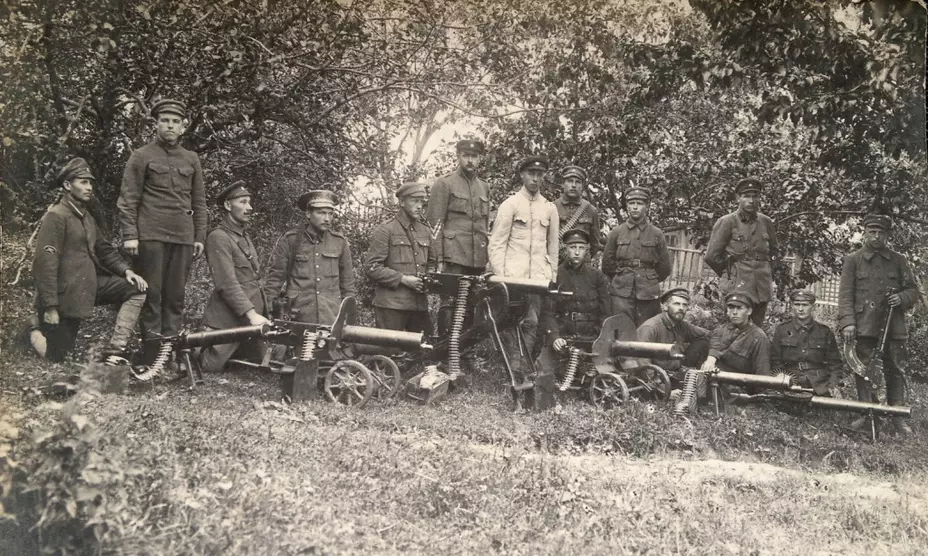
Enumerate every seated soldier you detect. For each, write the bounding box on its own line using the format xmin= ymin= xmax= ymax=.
xmin=535 ymin=229 xmax=611 ymax=383
xmin=700 ymin=290 xmax=771 ymax=383
xmin=636 ymin=287 xmax=709 ymax=386
xmin=771 ymin=289 xmax=842 ymax=397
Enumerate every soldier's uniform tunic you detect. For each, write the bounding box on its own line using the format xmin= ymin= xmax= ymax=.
xmin=771 ymin=317 xmax=841 ymax=395
xmin=553 ymin=196 xmax=602 ymax=261
xmin=425 ymin=166 xmax=490 ymax=274
xmin=709 ymin=322 xmax=771 ymax=376
xmin=601 ymin=218 xmax=671 ymax=327
xmin=637 ymin=312 xmax=709 ymax=380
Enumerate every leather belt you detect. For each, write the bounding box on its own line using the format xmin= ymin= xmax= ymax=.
xmin=563 ymin=312 xmax=596 ymax=322
xmin=789 ymin=362 xmax=821 ymax=372
xmin=616 ymin=259 xmax=655 ymax=269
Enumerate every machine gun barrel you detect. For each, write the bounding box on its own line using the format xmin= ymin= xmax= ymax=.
xmin=484 ymin=275 xmax=570 ymax=295
xmin=179 ymin=323 xmax=274 ymax=349
xmin=611 ymin=341 xmax=683 ymax=359
xmin=728 ymin=392 xmax=911 ymax=418
xmin=712 ymin=370 xmax=794 ymax=390
xmin=341 ymin=325 xmax=430 ymax=350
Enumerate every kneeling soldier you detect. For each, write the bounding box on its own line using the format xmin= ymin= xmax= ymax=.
xmin=701 ymin=290 xmax=771 ymax=381
xmin=29 ymin=158 xmax=148 ymax=362
xmin=365 ymin=182 xmax=433 ymax=335
xmin=771 ymin=289 xmax=841 ymax=397
xmin=199 ymin=181 xmax=269 ymax=372
xmin=636 ymin=287 xmax=709 ymax=385
xmin=535 ymin=229 xmax=611 ymax=383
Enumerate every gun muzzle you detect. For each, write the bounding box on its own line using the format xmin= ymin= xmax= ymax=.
xmin=341 ymin=325 xmax=429 ymax=351
xmin=179 ymin=323 xmax=273 ymax=348
xmin=611 ymin=341 xmax=683 ymax=359
xmin=807 ymin=396 xmax=911 ymax=417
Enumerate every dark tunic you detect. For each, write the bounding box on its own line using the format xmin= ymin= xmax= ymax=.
xmin=704 ymin=209 xmax=779 ymax=302
xmin=837 ymin=246 xmax=920 ymax=340
xmin=553 ymin=196 xmax=603 ymax=257
xmin=709 ymin=322 xmax=771 ymax=375
xmin=425 ymin=167 xmax=490 ymax=269
xmin=202 ymin=216 xmax=267 ymax=329
xmin=601 ymin=218 xmax=671 ymax=300
xmin=539 ymin=262 xmax=611 ymax=342
xmin=637 ymin=312 xmax=709 ymax=373
xmin=365 ymin=210 xmax=433 ymax=311
xmin=771 ymin=317 xmax=841 ymax=394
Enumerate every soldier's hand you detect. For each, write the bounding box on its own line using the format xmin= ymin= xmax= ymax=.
xmin=888 ymin=293 xmax=902 ymax=308
xmin=123 ymin=239 xmax=139 ymax=256
xmin=246 ymin=310 xmax=270 ymax=326
xmin=125 ymin=270 xmax=148 ymax=292
xmin=437 ymin=262 xmax=445 ymax=273
xmin=401 ymin=275 xmax=425 ymax=293
xmin=700 ymin=356 xmax=717 ymax=372
xmin=44 ymin=307 xmax=59 ymax=326
xmin=193 ymin=242 xmax=205 ymax=259
xmin=842 ymin=325 xmax=856 ymax=343
xmin=553 ymin=338 xmax=567 ymax=352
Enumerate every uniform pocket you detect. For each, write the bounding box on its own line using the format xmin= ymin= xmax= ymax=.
xmin=146 ymin=163 xmax=171 ymax=189
xmin=477 ymin=195 xmax=489 ymax=218
xmin=176 ymin=165 xmax=195 ymax=192
xmin=449 ymin=191 xmax=470 ymax=214
xmin=511 ymin=215 xmax=529 ymax=240
xmin=321 ymin=251 xmax=341 ymax=276
xmin=390 ymin=234 xmax=414 ymax=264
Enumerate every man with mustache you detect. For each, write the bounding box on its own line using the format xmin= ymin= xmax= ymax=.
xmin=636 ymin=287 xmax=709 ymax=385
xmin=199 ymin=181 xmax=269 ymax=372
xmin=365 ymin=182 xmax=433 ymax=334
xmin=553 ymin=165 xmax=602 ymax=264
xmin=27 ymin=158 xmax=148 ymax=362
xmin=117 ymin=99 xmax=207 ymax=364
xmin=705 ymin=178 xmax=779 ymax=326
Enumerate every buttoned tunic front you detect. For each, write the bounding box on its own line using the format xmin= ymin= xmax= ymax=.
xmin=771 ymin=317 xmax=841 ymax=394
xmin=488 ymin=188 xmax=559 ymax=280
xmin=202 ymin=216 xmax=267 ymax=329
xmin=705 ymin=209 xmax=779 ymax=302
xmin=425 ymin=167 xmax=491 ymax=269
xmin=365 ymin=211 xmax=433 ymax=311
xmin=601 ymin=218 xmax=671 ymax=300
xmin=837 ymin=246 xmax=920 ymax=340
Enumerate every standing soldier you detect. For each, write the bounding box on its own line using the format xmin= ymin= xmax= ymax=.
xmin=425 ymin=139 xmax=490 ymax=373
xmin=117 ymin=99 xmax=207 ymax=364
xmin=700 ymin=290 xmax=771 ymax=379
xmin=771 ymin=289 xmax=842 ymax=397
xmin=553 ymin=165 xmax=602 ymax=263
xmin=705 ymin=178 xmax=779 ymax=326
xmin=601 ymin=187 xmax=671 ymax=327
xmin=364 ymin=182 xmax=433 ymax=334
xmin=636 ymin=287 xmax=710 ymax=385
xmin=838 ymin=213 xmax=920 ymax=434
xmin=199 ymin=181 xmax=269 ymax=372
xmin=264 ymin=190 xmax=356 ymax=325
xmin=27 ymin=158 xmax=148 ymax=362
xmin=489 ymin=156 xmax=559 ymax=386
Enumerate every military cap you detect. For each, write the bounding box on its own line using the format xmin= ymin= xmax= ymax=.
xmin=734 ymin=178 xmax=762 ymax=196
xmin=660 ymin=287 xmax=690 ymax=303
xmin=790 ymin=289 xmax=816 ymax=303
xmin=624 ymin=186 xmax=651 ymax=203
xmin=216 ymin=180 xmax=251 ymax=208
xmin=455 ymin=139 xmax=485 ymax=154
xmin=151 ymin=98 xmax=187 ymax=118
xmin=560 ymin=165 xmax=587 ymax=181
xmin=562 ymin=228 xmax=590 ymax=245
xmin=56 ymin=157 xmax=95 ymax=186
xmin=862 ymin=213 xmax=893 ymax=231
xmin=395 ymin=182 xmax=428 ymax=199
xmin=517 ymin=155 xmax=549 ymax=173
xmin=724 ymin=290 xmax=756 ymax=309
xmin=298 ymin=189 xmax=339 ymax=211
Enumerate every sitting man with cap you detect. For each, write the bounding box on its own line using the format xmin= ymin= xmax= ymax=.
xmin=705 ymin=177 xmax=780 ymax=326
xmin=771 ymin=289 xmax=842 ymax=397
xmin=265 ymin=190 xmax=356 ymax=325
xmin=27 ymin=158 xmax=148 ymax=362
xmin=554 ymin=165 xmax=602 ymax=264
xmin=700 ymin=290 xmax=771 ymax=383
xmin=535 ymin=228 xmax=611 ymax=384
xmin=117 ymin=98 xmax=207 ymax=364
xmin=489 ymin=155 xmax=559 ymax=387
xmin=636 ymin=287 xmax=709 ymax=386
xmin=601 ymin=186 xmax=671 ymax=327
xmin=364 ymin=182 xmax=434 ymax=335
xmin=199 ymin=181 xmax=269 ymax=372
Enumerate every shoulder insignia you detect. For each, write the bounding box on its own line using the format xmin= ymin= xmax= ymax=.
xmin=329 ymin=230 xmax=345 ymax=238
xmin=43 ymin=245 xmax=57 ymax=254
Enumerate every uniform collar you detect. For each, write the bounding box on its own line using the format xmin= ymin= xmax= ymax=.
xmin=624 ymin=217 xmax=648 ymax=230
xmin=660 ymin=312 xmax=679 ymax=331
xmin=155 ymin=137 xmax=180 ymax=151
xmin=456 ymin=166 xmax=478 ymax=182
xmin=562 ymin=261 xmax=586 ymax=273
xmin=396 ymin=210 xmax=416 ymax=229
xmin=518 ymin=187 xmax=542 ymax=201
xmin=559 ymin=194 xmax=582 ymax=206
xmin=303 ymin=225 xmax=324 ymax=243
xmin=63 ymin=198 xmax=85 ymax=219
xmin=863 ymin=246 xmax=891 ymax=260
xmin=736 ymin=208 xmax=757 ymax=222
xmin=220 ymin=214 xmax=246 ymax=236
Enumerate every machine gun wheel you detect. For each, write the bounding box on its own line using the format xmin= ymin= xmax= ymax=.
xmin=625 ymin=364 xmax=672 ymax=402
xmin=589 ymin=372 xmax=629 ymax=410
xmin=324 ymin=360 xmax=375 ymax=408
xmin=364 ymin=354 xmax=402 ymax=399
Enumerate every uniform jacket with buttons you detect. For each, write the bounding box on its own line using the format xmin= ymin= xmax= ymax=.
xmin=601 ymin=218 xmax=671 ymax=300
xmin=837 ymin=246 xmax=921 ymax=340
xmin=202 ymin=216 xmax=267 ymax=329
xmin=710 ymin=322 xmax=771 ymax=375
xmin=365 ymin=210 xmax=433 ymax=311
xmin=488 ymin=187 xmax=559 ymax=281
xmin=425 ymin=167 xmax=490 ymax=268
xmin=264 ymin=226 xmax=356 ymax=325
xmin=771 ymin=317 xmax=841 ymax=392
xmin=705 ymin=210 xmax=779 ymax=302
xmin=33 ymin=199 xmax=131 ymax=318
xmin=637 ymin=312 xmax=709 ymax=372
xmin=539 ymin=261 xmax=611 ymax=342
xmin=554 ymin=196 xmax=603 ymax=256
xmin=117 ymin=138 xmax=207 ymax=245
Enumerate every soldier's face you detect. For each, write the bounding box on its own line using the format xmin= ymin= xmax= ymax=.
xmin=726 ymin=302 xmax=752 ymax=326
xmin=864 ymin=225 xmax=887 ymax=250
xmin=226 ymin=196 xmax=253 ymax=225
xmin=626 ymin=199 xmax=647 ymax=220
xmin=737 ymin=192 xmax=759 ymax=213
xmin=791 ymin=300 xmax=814 ymax=321
xmin=521 ymin=168 xmax=545 ymax=193
xmin=565 ymin=242 xmax=589 ymax=266
xmin=401 ymin=195 xmax=426 ymax=220
xmin=156 ymin=113 xmax=185 ymax=144
xmin=562 ymin=176 xmax=584 ymax=200
xmin=663 ymin=295 xmax=689 ymax=323
xmin=457 ymin=151 xmax=481 ymax=174
xmin=306 ymin=207 xmax=334 ymax=232
xmin=64 ymin=178 xmax=94 ymax=203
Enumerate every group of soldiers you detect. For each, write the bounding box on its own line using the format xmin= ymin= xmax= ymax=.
xmin=24 ymin=100 xmax=921 ymax=433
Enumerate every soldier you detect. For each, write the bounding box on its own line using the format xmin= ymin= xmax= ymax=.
xmin=488 ymin=155 xmax=559 ymax=385
xmin=700 ymin=290 xmax=771 ymax=379
xmin=117 ymin=99 xmax=207 ymax=363
xmin=364 ymin=182 xmax=433 ymax=334
xmin=27 ymin=158 xmax=148 ymax=362
xmin=553 ymin=165 xmax=602 ymax=263
xmin=425 ymin=139 xmax=490 ymax=372
xmin=601 ymin=187 xmax=671 ymax=327
xmin=199 ymin=181 xmax=269 ymax=372
xmin=636 ymin=287 xmax=710 ymax=385
xmin=705 ymin=177 xmax=779 ymax=326
xmin=771 ymin=289 xmax=842 ymax=397
xmin=264 ymin=190 xmax=356 ymax=325
xmin=535 ymin=229 xmax=610 ymax=382
xmin=837 ymin=213 xmax=920 ymax=434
